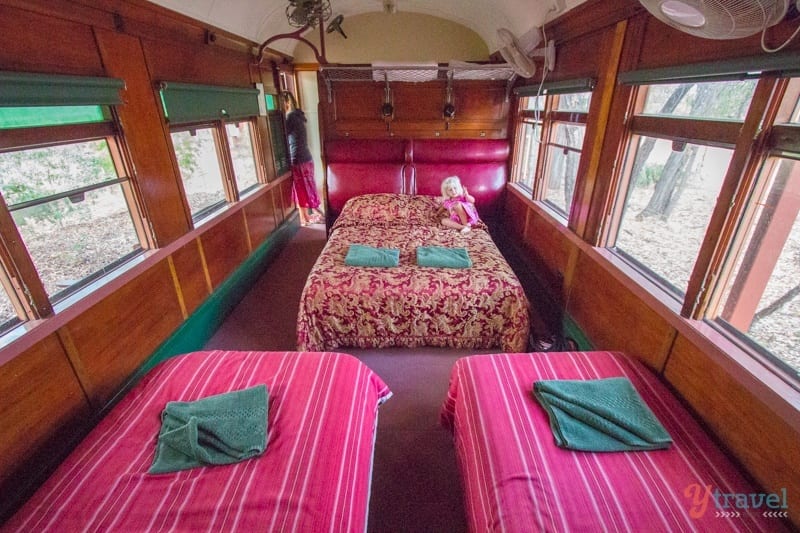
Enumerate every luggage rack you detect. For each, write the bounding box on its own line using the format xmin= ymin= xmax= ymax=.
xmin=318 ymin=62 xmax=519 ymax=101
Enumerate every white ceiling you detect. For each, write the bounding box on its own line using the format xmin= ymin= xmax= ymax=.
xmin=146 ymin=0 xmax=587 ymax=56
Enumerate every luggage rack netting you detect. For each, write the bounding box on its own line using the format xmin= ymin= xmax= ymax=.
xmin=318 ymin=64 xmax=518 ymax=101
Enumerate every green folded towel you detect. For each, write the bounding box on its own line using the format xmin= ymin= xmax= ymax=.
xmin=416 ymin=246 xmax=472 ymax=268
xmin=150 ymin=384 xmax=268 ymax=474
xmin=345 ymin=244 xmax=400 ymax=267
xmin=533 ymin=377 xmax=672 ymax=452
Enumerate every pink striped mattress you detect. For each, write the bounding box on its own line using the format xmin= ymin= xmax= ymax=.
xmin=441 ymin=351 xmax=788 ymax=532
xmin=4 ymin=350 xmax=391 ymax=532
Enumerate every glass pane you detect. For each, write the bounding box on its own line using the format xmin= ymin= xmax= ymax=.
xmin=0 ymin=282 xmax=20 ymax=329
xmin=514 ymin=122 xmax=540 ymax=190
xmin=0 ymin=140 xmax=141 ymax=301
xmin=0 ymin=140 xmax=117 ymax=205
xmin=0 ymin=105 xmax=108 ymax=129
xmin=551 ymin=122 xmax=584 ymax=149
xmin=171 ymin=127 xmax=226 ymax=218
xmin=641 ymin=80 xmax=757 ymax=121
xmin=226 ymin=122 xmax=259 ymax=194
xmin=718 ymin=158 xmax=800 ymax=376
xmin=556 ymin=92 xmax=591 ymax=113
xmin=613 ymin=137 xmax=732 ymax=294
xmin=543 ymin=143 xmax=581 ymax=216
xmin=522 ymin=95 xmax=544 ymax=111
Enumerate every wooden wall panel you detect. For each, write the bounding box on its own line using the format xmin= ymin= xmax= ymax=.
xmin=0 ymin=334 xmax=91 ymax=519
xmin=543 ymin=27 xmax=610 ymax=82
xmin=245 ymin=190 xmax=279 ymax=249
xmin=504 ymin=191 xmax=529 ymax=242
xmin=170 ymin=239 xmax=211 ymax=316
xmin=95 ymin=28 xmax=192 ymax=246
xmin=525 ymin=209 xmax=573 ymax=283
xmin=324 ymin=80 xmax=509 ymax=139
xmin=200 ymin=212 xmax=251 ymax=288
xmin=0 ymin=5 xmax=105 ymax=76
xmin=142 ymin=36 xmax=254 ymax=87
xmin=664 ymin=335 xmax=800 ymax=525
xmin=280 ymin=178 xmax=295 ymax=221
xmin=566 ymin=251 xmax=673 ymax=371
xmin=636 ymin=14 xmax=800 ymax=70
xmin=64 ymin=260 xmax=184 ymax=405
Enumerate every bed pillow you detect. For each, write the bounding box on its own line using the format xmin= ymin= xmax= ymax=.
xmin=333 ymin=193 xmax=441 ymax=230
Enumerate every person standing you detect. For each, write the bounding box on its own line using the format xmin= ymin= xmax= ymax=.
xmin=282 ymin=91 xmax=324 ymax=226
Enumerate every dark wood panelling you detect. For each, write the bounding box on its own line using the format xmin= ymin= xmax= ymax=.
xmin=95 ymin=28 xmax=192 ymax=245
xmin=200 ymin=212 xmax=251 ymax=288
xmin=143 ymin=34 xmax=253 ymax=87
xmin=542 ymin=26 xmax=610 ymax=83
xmin=170 ymin=239 xmax=211 ymax=316
xmin=0 ymin=4 xmax=105 ymax=75
xmin=524 ymin=208 xmax=573 ymax=291
xmin=0 ymin=334 xmax=91 ymax=520
xmin=545 ymin=0 xmax=642 ymax=44
xmin=664 ymin=334 xmax=800 ymax=525
xmin=566 ymin=250 xmax=674 ymax=371
xmin=280 ymin=178 xmax=295 ymax=221
xmin=244 ymin=189 xmax=279 ymax=249
xmin=325 ymin=80 xmax=509 ymax=139
xmin=636 ymin=15 xmax=800 ymax=70
xmin=64 ymin=260 xmax=184 ymax=405
xmin=504 ymin=191 xmax=529 ymax=241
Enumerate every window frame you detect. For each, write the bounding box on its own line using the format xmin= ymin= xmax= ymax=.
xmin=0 ymin=118 xmax=150 ymax=328
xmin=511 ymin=85 xmax=593 ymax=222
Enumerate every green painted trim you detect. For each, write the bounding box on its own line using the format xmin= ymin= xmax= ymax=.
xmin=563 ymin=315 xmax=592 ymax=351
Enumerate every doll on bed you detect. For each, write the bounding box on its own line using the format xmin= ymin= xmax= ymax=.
xmin=438 ymin=176 xmax=479 ymax=233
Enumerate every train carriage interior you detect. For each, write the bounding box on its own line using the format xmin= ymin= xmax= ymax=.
xmin=1 ymin=0 xmax=799 ymax=530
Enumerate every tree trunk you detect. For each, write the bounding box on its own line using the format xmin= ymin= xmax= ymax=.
xmin=639 ymin=84 xmax=715 ymax=219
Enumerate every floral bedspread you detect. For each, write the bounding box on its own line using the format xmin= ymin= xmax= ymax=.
xmin=297 ymin=194 xmax=530 ymax=352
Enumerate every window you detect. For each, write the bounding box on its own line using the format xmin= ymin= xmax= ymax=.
xmin=0 ymin=71 xmax=145 ymax=333
xmin=613 ymin=137 xmax=733 ymax=294
xmin=511 ymin=96 xmax=543 ymax=191
xmin=608 ymin=79 xmax=757 ymax=297
xmin=226 ymin=122 xmax=260 ymax=194
xmin=159 ymin=81 xmax=263 ymax=221
xmin=0 ymin=140 xmax=142 ymax=302
xmin=511 ymin=82 xmax=593 ymax=221
xmin=171 ymin=125 xmax=227 ymax=219
xmin=712 ymin=79 xmax=800 ymax=377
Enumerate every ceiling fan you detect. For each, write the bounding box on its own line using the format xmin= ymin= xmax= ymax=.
xmin=638 ymin=0 xmax=800 ymax=52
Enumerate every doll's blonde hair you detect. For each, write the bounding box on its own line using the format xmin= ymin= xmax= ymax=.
xmin=440 ymin=176 xmax=463 ymax=197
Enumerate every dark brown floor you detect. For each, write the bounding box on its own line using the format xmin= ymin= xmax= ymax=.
xmin=204 ymin=224 xmax=490 ymax=532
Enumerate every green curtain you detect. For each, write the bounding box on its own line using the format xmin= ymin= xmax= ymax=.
xmin=159 ymin=81 xmax=260 ymax=124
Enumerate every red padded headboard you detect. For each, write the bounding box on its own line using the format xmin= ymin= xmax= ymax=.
xmin=324 ymin=138 xmax=509 ymax=222
xmin=325 ymin=139 xmax=409 ymax=219
xmin=411 ymin=139 xmax=509 ymax=220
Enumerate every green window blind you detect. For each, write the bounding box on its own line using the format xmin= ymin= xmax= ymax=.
xmin=0 ymin=106 xmax=109 ymax=129
xmin=159 ymin=81 xmax=260 ymax=124
xmin=618 ymin=51 xmax=800 ymax=85
xmin=515 ymin=78 xmax=596 ymax=97
xmin=0 ymin=71 xmax=124 ymax=107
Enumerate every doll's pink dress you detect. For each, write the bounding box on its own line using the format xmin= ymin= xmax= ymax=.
xmin=443 ymin=196 xmax=479 ymax=225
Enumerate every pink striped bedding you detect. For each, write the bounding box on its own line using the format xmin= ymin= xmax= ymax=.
xmin=4 ymin=350 xmax=391 ymax=532
xmin=441 ymin=351 xmax=788 ymax=532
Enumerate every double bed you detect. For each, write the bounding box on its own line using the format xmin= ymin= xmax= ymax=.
xmin=3 ymin=350 xmax=391 ymax=532
xmin=441 ymin=350 xmax=787 ymax=532
xmin=297 ymin=193 xmax=530 ymax=352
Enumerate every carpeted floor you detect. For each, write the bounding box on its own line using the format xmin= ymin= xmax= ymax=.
xmin=204 ymin=224 xmax=500 ymax=532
